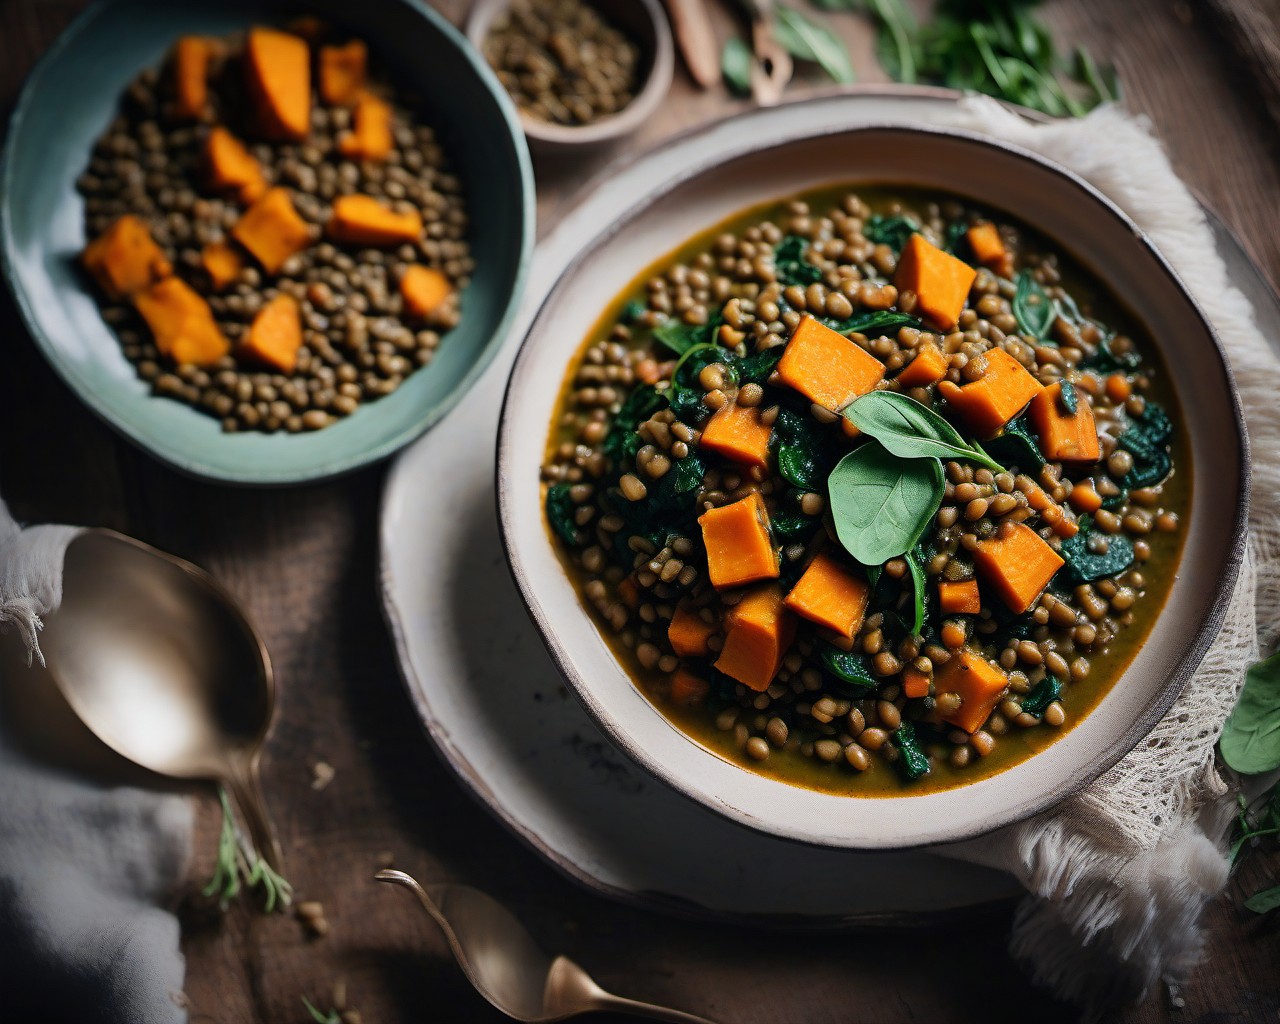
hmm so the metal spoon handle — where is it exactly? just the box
[591,991,719,1024]
[225,759,284,871]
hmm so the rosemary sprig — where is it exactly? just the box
[203,786,293,913]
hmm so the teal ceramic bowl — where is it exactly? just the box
[1,0,533,484]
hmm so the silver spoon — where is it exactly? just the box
[34,528,283,868]
[375,869,717,1023]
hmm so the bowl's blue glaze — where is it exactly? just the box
[1,0,533,484]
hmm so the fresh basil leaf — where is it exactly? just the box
[863,214,918,253]
[721,36,753,97]
[891,722,931,781]
[843,392,1005,472]
[1244,884,1280,915]
[823,309,923,336]
[1021,676,1063,717]
[827,440,945,565]
[1057,379,1079,415]
[819,645,878,691]
[545,483,582,547]
[985,416,1045,472]
[1013,269,1055,340]
[1058,516,1134,586]
[1221,649,1280,776]
[774,234,823,287]
[775,5,856,85]
[865,0,918,83]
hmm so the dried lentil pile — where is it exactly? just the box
[543,189,1185,790]
[484,0,640,126]
[77,22,472,433]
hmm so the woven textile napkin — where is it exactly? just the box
[0,500,191,1024]
[935,98,1276,1008]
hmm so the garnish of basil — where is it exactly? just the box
[1013,269,1056,341]
[775,5,856,85]
[1220,649,1280,776]
[721,36,753,97]
[827,440,944,565]
[843,391,1006,473]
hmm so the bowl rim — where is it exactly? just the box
[496,120,1250,851]
[0,0,536,486]
[463,0,675,148]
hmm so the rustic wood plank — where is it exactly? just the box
[0,1,1277,1022]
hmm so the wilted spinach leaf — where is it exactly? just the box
[1083,334,1143,373]
[770,509,819,546]
[736,344,786,385]
[654,316,720,357]
[1058,516,1134,586]
[774,234,823,287]
[1013,269,1055,340]
[820,645,878,691]
[986,416,1045,472]
[1021,676,1063,717]
[604,385,666,465]
[823,309,924,336]
[545,483,582,547]
[863,214,918,253]
[892,722,931,781]
[1116,400,1173,489]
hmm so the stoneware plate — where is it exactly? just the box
[496,124,1247,850]
[383,90,1259,921]
[1,0,533,485]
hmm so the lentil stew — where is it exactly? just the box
[542,184,1189,796]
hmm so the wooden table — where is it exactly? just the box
[3,1,1278,1021]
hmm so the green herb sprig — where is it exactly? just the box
[203,786,293,913]
[827,440,944,565]
[843,391,1006,472]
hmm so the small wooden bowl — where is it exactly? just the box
[466,0,674,154]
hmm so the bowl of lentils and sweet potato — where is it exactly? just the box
[498,123,1247,849]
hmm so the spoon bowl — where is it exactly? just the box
[39,528,282,867]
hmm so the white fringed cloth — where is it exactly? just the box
[940,98,1276,1009]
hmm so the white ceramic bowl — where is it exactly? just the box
[497,123,1248,850]
[465,0,674,154]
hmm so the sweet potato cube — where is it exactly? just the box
[901,667,931,699]
[327,194,423,247]
[205,127,268,204]
[777,315,885,411]
[714,585,797,692]
[895,233,977,330]
[81,215,172,300]
[784,551,870,638]
[966,222,1013,278]
[895,343,949,389]
[338,91,393,161]
[401,264,453,320]
[245,27,311,141]
[670,669,710,706]
[172,36,213,120]
[1068,480,1103,514]
[1028,383,1101,462]
[668,605,716,659]
[935,650,1009,734]
[975,522,1064,613]
[938,348,1044,437]
[937,578,981,615]
[238,293,302,373]
[698,492,778,590]
[319,40,367,106]
[699,403,771,469]
[133,277,229,367]
[232,188,311,274]
[200,242,243,291]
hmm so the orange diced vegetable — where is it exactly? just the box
[319,40,367,106]
[1040,503,1080,539]
[698,492,778,590]
[81,215,172,300]
[974,522,1064,613]
[965,222,1013,278]
[668,605,716,658]
[901,667,931,699]
[205,127,268,204]
[616,577,641,610]
[1028,383,1101,462]
[670,669,710,706]
[699,403,771,468]
[895,343,949,388]
[338,91,393,161]
[133,277,229,366]
[200,242,243,291]
[401,264,453,320]
[232,188,312,274]
[1069,480,1103,514]
[783,551,870,638]
[937,348,1044,437]
[327,194,423,247]
[777,314,885,411]
[238,293,302,373]
[714,584,797,692]
[894,234,977,330]
[937,578,981,615]
[172,36,213,120]
[935,649,1009,734]
[1105,374,1132,404]
[245,27,311,141]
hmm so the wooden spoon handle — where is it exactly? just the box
[662,0,720,89]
